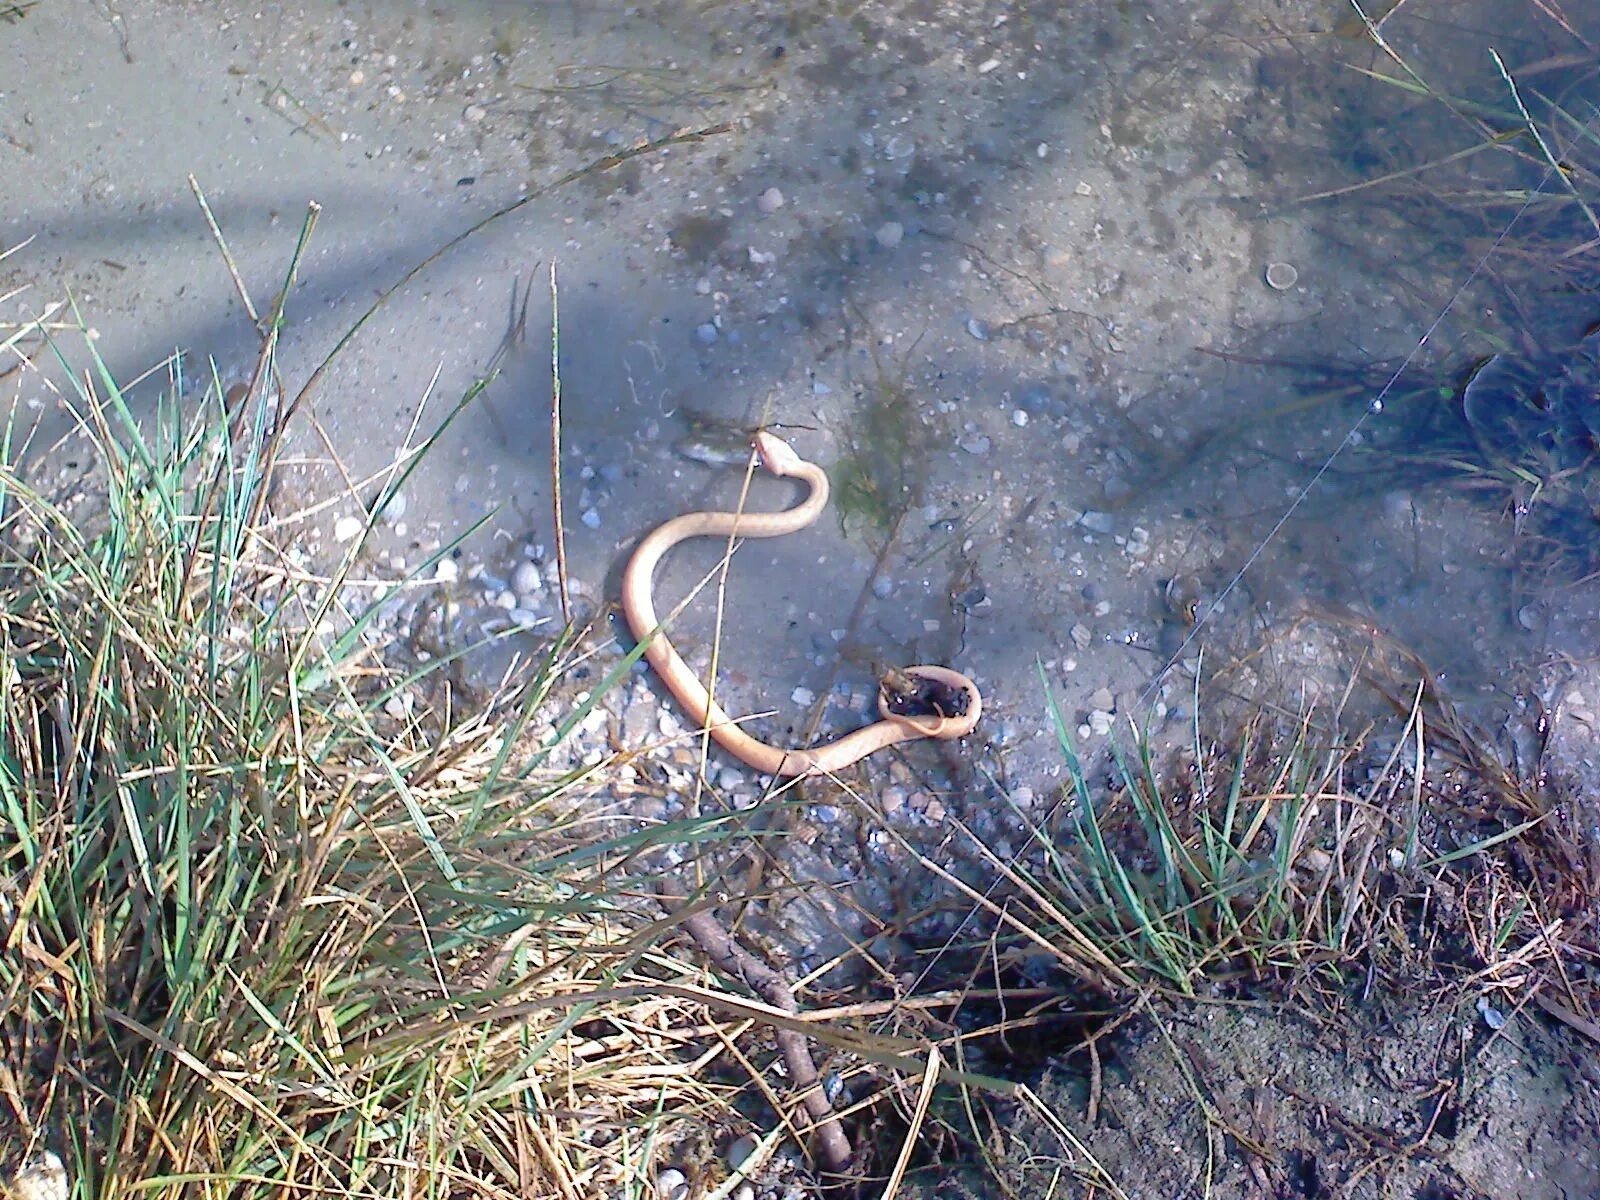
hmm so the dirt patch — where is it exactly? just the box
[921,994,1599,1200]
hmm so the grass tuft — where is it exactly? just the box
[0,323,746,1198]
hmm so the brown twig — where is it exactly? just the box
[548,261,571,627]
[656,881,854,1177]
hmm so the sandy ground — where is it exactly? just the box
[11,0,1598,790]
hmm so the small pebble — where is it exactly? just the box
[1089,687,1115,712]
[875,220,904,248]
[1079,510,1115,534]
[958,432,991,455]
[5,1152,68,1200]
[695,276,712,295]
[434,559,460,584]
[757,186,785,213]
[333,514,364,543]
[695,322,719,346]
[872,576,894,599]
[792,686,816,706]
[1265,261,1299,290]
[1476,994,1507,1030]
[654,1169,689,1200]
[376,488,406,524]
[966,317,991,341]
[463,103,486,123]
[512,560,543,595]
[726,1136,759,1169]
[1011,409,1029,428]
[581,508,601,529]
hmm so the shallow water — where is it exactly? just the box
[5,0,1600,788]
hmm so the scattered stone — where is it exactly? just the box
[1264,261,1300,290]
[694,322,719,346]
[376,488,406,524]
[1088,709,1115,736]
[727,1134,759,1169]
[872,576,894,599]
[874,220,904,248]
[1011,409,1029,427]
[966,316,991,341]
[581,508,601,529]
[463,103,486,123]
[654,1169,689,1200]
[512,560,543,596]
[433,559,460,584]
[333,514,364,543]
[958,432,991,455]
[1079,510,1115,534]
[791,685,816,706]
[5,1152,68,1200]
[695,276,712,295]
[1070,622,1093,650]
[1089,687,1115,712]
[757,186,785,213]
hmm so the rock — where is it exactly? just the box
[874,220,904,248]
[1088,687,1115,712]
[757,186,785,213]
[463,103,486,123]
[958,432,991,455]
[694,322,719,346]
[791,686,816,706]
[333,514,364,543]
[966,316,991,341]
[376,488,406,524]
[434,559,459,584]
[726,1135,759,1169]
[512,560,543,596]
[654,1169,689,1200]
[4,1152,68,1200]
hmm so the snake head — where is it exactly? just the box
[753,431,804,477]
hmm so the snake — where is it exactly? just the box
[621,431,983,777]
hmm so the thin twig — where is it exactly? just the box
[656,881,854,1178]
[187,174,259,325]
[549,261,570,627]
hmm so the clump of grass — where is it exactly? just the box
[934,648,1597,1014]
[0,326,750,1198]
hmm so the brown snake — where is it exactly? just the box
[621,431,983,777]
